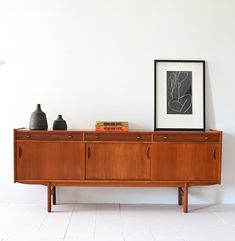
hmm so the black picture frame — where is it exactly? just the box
[154,60,205,131]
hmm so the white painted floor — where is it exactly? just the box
[0,204,235,241]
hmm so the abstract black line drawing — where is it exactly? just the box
[167,71,192,114]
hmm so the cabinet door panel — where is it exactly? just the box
[86,143,150,180]
[151,143,220,181]
[16,142,85,180]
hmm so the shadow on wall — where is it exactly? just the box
[191,132,235,204]
[205,61,216,129]
[207,63,235,203]
[220,132,235,202]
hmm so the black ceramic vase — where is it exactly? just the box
[29,104,48,130]
[53,115,67,130]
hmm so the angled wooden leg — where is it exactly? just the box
[52,187,56,205]
[47,183,52,212]
[178,187,183,206]
[183,183,188,213]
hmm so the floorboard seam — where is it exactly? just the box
[63,204,75,240]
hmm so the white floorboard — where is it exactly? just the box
[0,204,235,241]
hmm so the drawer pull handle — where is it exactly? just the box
[26,134,31,138]
[19,146,22,158]
[163,136,168,140]
[137,136,141,140]
[95,135,99,139]
[68,135,72,139]
[205,136,209,140]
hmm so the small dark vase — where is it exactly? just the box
[53,115,67,130]
[29,104,48,130]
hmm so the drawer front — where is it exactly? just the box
[16,132,83,141]
[84,133,152,142]
[153,133,220,142]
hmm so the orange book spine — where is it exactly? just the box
[96,126,129,131]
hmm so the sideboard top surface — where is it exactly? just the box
[14,128,222,134]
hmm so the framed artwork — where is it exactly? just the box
[154,60,205,131]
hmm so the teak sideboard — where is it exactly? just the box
[14,129,222,213]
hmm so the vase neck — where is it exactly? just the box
[36,104,42,111]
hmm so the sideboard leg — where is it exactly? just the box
[52,187,56,205]
[178,187,183,206]
[47,183,52,213]
[183,183,189,213]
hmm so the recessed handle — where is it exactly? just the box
[213,148,216,160]
[147,146,150,160]
[205,136,209,140]
[95,135,99,139]
[68,135,73,139]
[19,146,22,159]
[88,146,91,159]
[26,134,31,138]
[136,136,141,140]
[163,136,168,140]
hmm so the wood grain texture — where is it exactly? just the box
[16,179,220,187]
[47,183,51,212]
[14,129,222,184]
[184,183,188,213]
[151,142,220,181]
[178,187,183,206]
[16,141,85,180]
[84,133,152,142]
[153,132,220,142]
[14,129,222,213]
[13,129,17,183]
[16,131,83,141]
[86,143,151,180]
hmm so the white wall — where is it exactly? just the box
[0,0,235,205]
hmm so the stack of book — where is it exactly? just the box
[95,121,128,131]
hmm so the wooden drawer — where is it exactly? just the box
[16,132,83,141]
[153,132,220,142]
[84,133,152,142]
